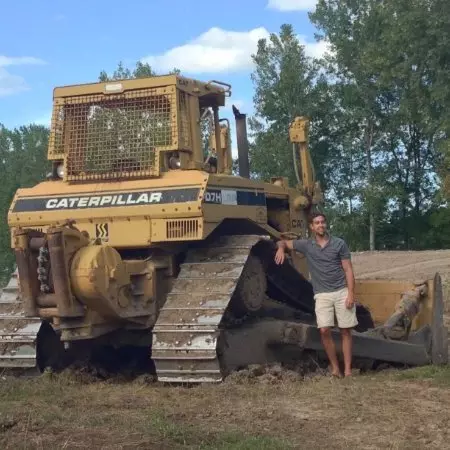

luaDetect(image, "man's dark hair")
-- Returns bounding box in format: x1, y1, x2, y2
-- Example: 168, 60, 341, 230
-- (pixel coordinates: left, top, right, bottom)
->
308, 212, 327, 224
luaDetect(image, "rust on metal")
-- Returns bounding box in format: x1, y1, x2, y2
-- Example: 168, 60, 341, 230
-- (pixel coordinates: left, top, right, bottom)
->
36, 294, 58, 308
37, 307, 59, 318
14, 248, 38, 317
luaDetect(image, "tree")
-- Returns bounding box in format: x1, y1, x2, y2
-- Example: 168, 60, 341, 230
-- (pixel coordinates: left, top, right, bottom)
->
0, 124, 50, 283
310, 0, 450, 249
248, 23, 381, 251
99, 61, 155, 81
249, 24, 339, 191
99, 61, 179, 81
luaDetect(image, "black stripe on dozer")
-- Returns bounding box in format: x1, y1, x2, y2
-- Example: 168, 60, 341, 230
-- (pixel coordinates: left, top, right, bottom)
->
12, 188, 201, 212
12, 188, 266, 212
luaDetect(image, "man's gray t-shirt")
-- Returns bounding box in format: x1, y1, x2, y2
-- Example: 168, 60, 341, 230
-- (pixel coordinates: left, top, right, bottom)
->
293, 236, 351, 294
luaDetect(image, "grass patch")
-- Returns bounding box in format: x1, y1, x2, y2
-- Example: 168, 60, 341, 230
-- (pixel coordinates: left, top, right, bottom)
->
394, 365, 450, 386
150, 414, 290, 450
1, 365, 450, 449
0, 376, 293, 449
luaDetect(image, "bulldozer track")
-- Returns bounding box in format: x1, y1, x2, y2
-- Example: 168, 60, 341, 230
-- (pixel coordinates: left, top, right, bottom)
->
152, 235, 267, 383
0, 268, 40, 371
151, 234, 380, 384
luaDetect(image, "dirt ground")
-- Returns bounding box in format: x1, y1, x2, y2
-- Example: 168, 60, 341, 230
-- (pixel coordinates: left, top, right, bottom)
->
0, 250, 449, 449
0, 366, 449, 449
352, 249, 450, 281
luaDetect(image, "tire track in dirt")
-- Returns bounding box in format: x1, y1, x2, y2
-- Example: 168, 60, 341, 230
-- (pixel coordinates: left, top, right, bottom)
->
351, 250, 450, 280
355, 257, 450, 280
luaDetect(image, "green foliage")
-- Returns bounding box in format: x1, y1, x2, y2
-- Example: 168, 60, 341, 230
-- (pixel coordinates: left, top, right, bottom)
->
99, 61, 156, 81
394, 365, 450, 386
249, 4, 450, 251
0, 124, 50, 283
308, 0, 450, 249
249, 24, 336, 188
98, 61, 180, 81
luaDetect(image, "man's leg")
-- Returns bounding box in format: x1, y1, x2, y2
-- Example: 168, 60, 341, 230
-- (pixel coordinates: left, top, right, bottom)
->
335, 288, 358, 377
340, 328, 353, 376
315, 293, 341, 376
319, 327, 340, 376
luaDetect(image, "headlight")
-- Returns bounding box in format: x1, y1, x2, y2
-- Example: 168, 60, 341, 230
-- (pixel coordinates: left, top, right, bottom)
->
56, 163, 64, 178
168, 155, 181, 169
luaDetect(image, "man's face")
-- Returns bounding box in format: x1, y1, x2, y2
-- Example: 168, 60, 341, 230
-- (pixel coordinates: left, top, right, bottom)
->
310, 215, 327, 236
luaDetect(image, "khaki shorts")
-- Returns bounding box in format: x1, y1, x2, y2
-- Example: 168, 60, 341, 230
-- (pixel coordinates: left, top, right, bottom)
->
314, 287, 358, 329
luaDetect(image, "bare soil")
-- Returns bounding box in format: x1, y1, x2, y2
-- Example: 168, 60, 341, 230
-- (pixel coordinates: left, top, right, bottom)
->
0, 250, 449, 449
352, 249, 450, 281
0, 367, 449, 449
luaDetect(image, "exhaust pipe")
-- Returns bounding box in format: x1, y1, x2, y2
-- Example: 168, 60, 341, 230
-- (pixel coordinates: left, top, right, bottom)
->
232, 105, 250, 178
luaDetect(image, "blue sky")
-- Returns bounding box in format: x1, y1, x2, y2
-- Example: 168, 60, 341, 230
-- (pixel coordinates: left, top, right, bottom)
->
0, 0, 324, 152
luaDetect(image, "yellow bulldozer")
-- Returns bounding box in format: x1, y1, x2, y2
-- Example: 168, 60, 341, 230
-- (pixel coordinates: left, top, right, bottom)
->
0, 74, 447, 382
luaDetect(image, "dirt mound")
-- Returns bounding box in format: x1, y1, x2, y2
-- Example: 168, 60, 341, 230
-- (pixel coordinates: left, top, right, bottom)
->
225, 359, 330, 385
352, 250, 450, 280
42, 359, 157, 385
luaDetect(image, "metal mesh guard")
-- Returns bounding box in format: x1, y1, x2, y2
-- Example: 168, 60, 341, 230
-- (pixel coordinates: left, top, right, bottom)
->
53, 88, 177, 180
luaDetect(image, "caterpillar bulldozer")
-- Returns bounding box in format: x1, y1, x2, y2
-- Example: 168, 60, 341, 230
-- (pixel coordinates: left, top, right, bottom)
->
0, 75, 447, 382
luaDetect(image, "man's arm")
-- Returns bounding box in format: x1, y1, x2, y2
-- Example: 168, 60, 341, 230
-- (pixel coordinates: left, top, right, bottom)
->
276, 239, 294, 251
339, 240, 355, 308
341, 259, 355, 307
274, 239, 307, 265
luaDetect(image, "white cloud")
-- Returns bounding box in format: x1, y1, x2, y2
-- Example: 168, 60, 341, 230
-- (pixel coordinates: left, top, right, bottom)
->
0, 68, 28, 96
0, 56, 45, 67
142, 27, 330, 76
297, 36, 332, 59
267, 0, 317, 11
0, 55, 45, 97
142, 27, 270, 73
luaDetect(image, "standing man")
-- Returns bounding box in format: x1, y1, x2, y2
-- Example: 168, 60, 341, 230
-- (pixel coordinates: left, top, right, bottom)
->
274, 212, 357, 377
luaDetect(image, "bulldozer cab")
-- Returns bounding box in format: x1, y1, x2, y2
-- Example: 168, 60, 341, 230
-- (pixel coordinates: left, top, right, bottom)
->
47, 75, 233, 183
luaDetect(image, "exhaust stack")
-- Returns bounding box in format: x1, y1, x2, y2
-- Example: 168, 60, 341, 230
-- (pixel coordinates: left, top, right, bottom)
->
233, 105, 250, 178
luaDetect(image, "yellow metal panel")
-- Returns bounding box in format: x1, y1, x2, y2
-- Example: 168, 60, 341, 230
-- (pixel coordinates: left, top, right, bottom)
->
356, 293, 405, 325
355, 280, 413, 295
85, 218, 152, 247
202, 204, 266, 224
10, 170, 207, 195
356, 279, 434, 330
151, 218, 203, 242
53, 75, 180, 97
